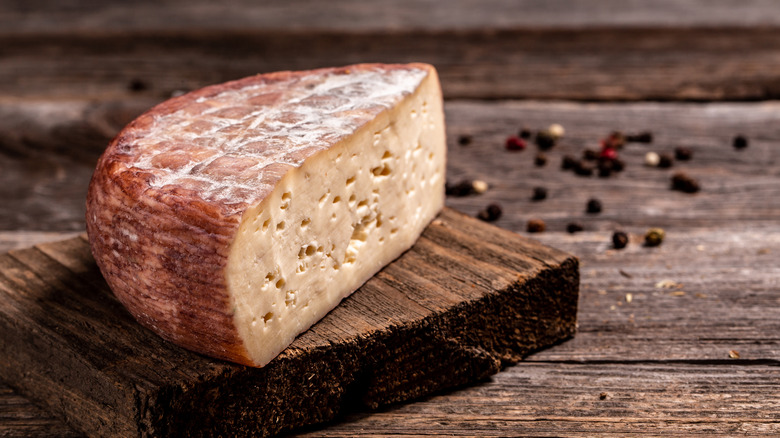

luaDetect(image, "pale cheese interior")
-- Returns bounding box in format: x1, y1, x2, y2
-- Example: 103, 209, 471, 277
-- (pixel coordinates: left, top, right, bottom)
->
226, 74, 446, 366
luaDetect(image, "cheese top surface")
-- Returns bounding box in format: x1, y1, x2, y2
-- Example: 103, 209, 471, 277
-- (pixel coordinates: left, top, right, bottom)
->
115, 65, 428, 215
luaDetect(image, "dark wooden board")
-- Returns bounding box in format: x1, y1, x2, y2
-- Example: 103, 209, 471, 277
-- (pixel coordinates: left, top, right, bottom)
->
0, 208, 578, 437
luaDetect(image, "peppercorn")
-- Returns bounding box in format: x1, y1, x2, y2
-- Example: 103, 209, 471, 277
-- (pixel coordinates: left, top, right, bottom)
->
519, 128, 533, 139
599, 147, 618, 161
561, 155, 578, 170
671, 172, 700, 193
527, 218, 546, 233
128, 78, 147, 92
534, 153, 548, 167
548, 123, 565, 139
531, 186, 548, 201
733, 134, 748, 150
574, 161, 594, 176
644, 228, 665, 247
586, 198, 602, 214
566, 222, 584, 233
477, 203, 503, 222
458, 134, 472, 146
597, 160, 613, 178
612, 158, 626, 172
644, 151, 660, 167
658, 153, 674, 168
445, 180, 476, 197
674, 147, 693, 161
612, 231, 629, 249
603, 131, 626, 149
472, 180, 489, 194
582, 148, 599, 161
505, 135, 526, 151
535, 131, 556, 150
626, 131, 653, 143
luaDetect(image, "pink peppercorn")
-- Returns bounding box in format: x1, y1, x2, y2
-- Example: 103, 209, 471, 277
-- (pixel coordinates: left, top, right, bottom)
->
505, 136, 526, 151
600, 147, 618, 161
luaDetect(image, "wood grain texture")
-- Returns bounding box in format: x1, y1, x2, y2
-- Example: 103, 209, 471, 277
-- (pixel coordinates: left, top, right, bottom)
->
4, 0, 780, 34
0, 208, 578, 437
5, 27, 780, 102
4, 100, 780, 231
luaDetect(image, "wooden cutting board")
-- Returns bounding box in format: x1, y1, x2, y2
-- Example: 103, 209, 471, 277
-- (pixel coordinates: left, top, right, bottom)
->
0, 207, 578, 437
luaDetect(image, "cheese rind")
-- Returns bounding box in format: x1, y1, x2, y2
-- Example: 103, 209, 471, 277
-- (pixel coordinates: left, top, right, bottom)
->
86, 63, 445, 366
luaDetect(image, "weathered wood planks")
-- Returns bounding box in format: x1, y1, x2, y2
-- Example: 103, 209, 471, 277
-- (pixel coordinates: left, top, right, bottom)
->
0, 208, 578, 437
4, 100, 780, 231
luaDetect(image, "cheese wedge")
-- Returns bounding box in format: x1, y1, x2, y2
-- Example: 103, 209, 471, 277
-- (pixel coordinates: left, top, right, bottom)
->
86, 63, 446, 366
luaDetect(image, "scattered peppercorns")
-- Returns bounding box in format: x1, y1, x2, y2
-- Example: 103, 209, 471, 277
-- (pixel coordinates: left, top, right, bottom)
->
519, 128, 533, 139
534, 153, 548, 167
458, 134, 472, 146
733, 135, 748, 150
612, 231, 629, 249
477, 203, 503, 222
505, 136, 527, 151
612, 158, 625, 172
561, 155, 578, 170
658, 153, 674, 168
644, 228, 665, 247
599, 147, 618, 161
531, 186, 548, 201
626, 131, 653, 143
566, 222, 584, 233
599, 392, 608, 400
671, 172, 700, 193
535, 131, 556, 150
527, 218, 546, 233
586, 198, 603, 214
128, 78, 148, 92
674, 147, 693, 161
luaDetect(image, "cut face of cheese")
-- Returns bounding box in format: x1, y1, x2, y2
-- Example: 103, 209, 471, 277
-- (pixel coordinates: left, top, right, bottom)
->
86, 63, 446, 367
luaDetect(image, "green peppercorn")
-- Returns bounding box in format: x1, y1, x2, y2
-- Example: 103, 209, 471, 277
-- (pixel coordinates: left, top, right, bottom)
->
644, 228, 665, 247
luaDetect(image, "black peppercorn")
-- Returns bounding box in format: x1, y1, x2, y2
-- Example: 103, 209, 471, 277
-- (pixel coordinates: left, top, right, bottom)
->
612, 231, 629, 249
477, 203, 503, 222
534, 153, 548, 167
458, 134, 472, 146
535, 131, 556, 150
574, 161, 594, 176
582, 148, 599, 161
561, 155, 578, 170
626, 131, 653, 143
519, 128, 532, 139
733, 135, 748, 150
597, 159, 613, 178
671, 172, 700, 193
674, 147, 693, 161
445, 180, 476, 197
128, 78, 147, 92
527, 219, 546, 233
566, 222, 584, 233
586, 198, 603, 214
612, 158, 625, 172
531, 186, 548, 201
658, 153, 674, 168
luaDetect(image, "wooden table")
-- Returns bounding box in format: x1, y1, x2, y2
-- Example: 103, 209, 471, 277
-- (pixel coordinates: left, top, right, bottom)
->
2, 2, 779, 436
